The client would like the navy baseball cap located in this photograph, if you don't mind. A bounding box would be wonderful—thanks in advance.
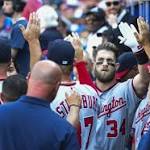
[48,39,75,65]
[116,52,137,80]
[0,38,11,63]
[83,7,106,22]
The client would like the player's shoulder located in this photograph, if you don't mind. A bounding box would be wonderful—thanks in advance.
[114,79,133,89]
[75,83,97,93]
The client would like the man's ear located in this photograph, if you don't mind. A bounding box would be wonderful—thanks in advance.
[115,63,120,71]
[26,72,31,83]
[0,93,5,104]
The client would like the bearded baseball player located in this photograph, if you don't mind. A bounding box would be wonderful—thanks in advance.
[74,17,150,150]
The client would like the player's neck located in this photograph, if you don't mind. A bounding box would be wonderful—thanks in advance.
[95,78,117,92]
[61,75,72,83]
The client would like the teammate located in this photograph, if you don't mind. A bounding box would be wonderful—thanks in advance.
[131,96,150,150]
[48,39,98,150]
[20,12,99,150]
[133,88,150,150]
[71,18,150,150]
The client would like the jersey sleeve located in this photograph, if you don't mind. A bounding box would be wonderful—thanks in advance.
[75,61,96,90]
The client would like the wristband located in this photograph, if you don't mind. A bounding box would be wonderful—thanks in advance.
[70,104,81,108]
[134,49,149,65]
[131,45,143,53]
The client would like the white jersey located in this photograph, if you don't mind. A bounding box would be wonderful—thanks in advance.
[132,97,150,150]
[0,80,3,92]
[50,82,98,150]
[95,79,141,150]
[0,80,4,104]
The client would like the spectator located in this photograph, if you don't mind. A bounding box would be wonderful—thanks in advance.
[0,9,12,39]
[0,74,27,103]
[105,0,137,28]
[84,7,113,60]
[4,0,30,77]
[2,0,14,17]
[36,5,63,56]
[104,0,138,55]
[0,38,11,92]
[22,0,42,20]
[0,60,80,150]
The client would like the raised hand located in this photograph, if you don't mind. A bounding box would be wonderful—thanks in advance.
[135,17,150,47]
[65,32,84,62]
[20,12,40,42]
[118,22,142,53]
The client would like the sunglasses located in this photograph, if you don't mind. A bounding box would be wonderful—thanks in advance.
[106,1,120,7]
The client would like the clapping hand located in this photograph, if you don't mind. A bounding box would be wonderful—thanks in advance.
[20,12,40,42]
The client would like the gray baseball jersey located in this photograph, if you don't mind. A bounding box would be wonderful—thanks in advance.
[132,97,150,150]
[50,82,98,150]
[95,79,141,150]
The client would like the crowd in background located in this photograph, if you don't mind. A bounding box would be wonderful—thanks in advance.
[0,0,150,150]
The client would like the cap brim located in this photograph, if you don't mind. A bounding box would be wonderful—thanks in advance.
[116,69,129,80]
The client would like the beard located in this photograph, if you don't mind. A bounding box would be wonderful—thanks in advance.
[2,9,14,17]
[94,67,115,83]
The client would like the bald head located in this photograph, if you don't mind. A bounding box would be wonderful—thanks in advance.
[30,60,62,84]
[27,60,62,101]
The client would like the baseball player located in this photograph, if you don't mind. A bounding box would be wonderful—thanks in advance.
[47,39,99,150]
[73,18,150,150]
[131,95,150,150]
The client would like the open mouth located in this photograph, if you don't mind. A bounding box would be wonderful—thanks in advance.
[101,69,108,72]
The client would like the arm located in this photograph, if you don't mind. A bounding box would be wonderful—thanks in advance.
[20,12,41,69]
[65,33,96,89]
[65,91,81,128]
[118,18,150,97]
[132,18,150,97]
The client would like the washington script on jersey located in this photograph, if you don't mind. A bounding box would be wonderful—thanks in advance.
[135,104,150,124]
[56,94,97,117]
[98,97,127,118]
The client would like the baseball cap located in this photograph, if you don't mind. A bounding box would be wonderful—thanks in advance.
[0,38,11,63]
[83,7,106,22]
[116,52,137,80]
[48,39,75,65]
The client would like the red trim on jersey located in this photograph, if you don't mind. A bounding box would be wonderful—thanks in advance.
[77,124,81,148]
[60,81,76,86]
[95,82,118,93]
[75,61,96,90]
[0,78,6,81]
